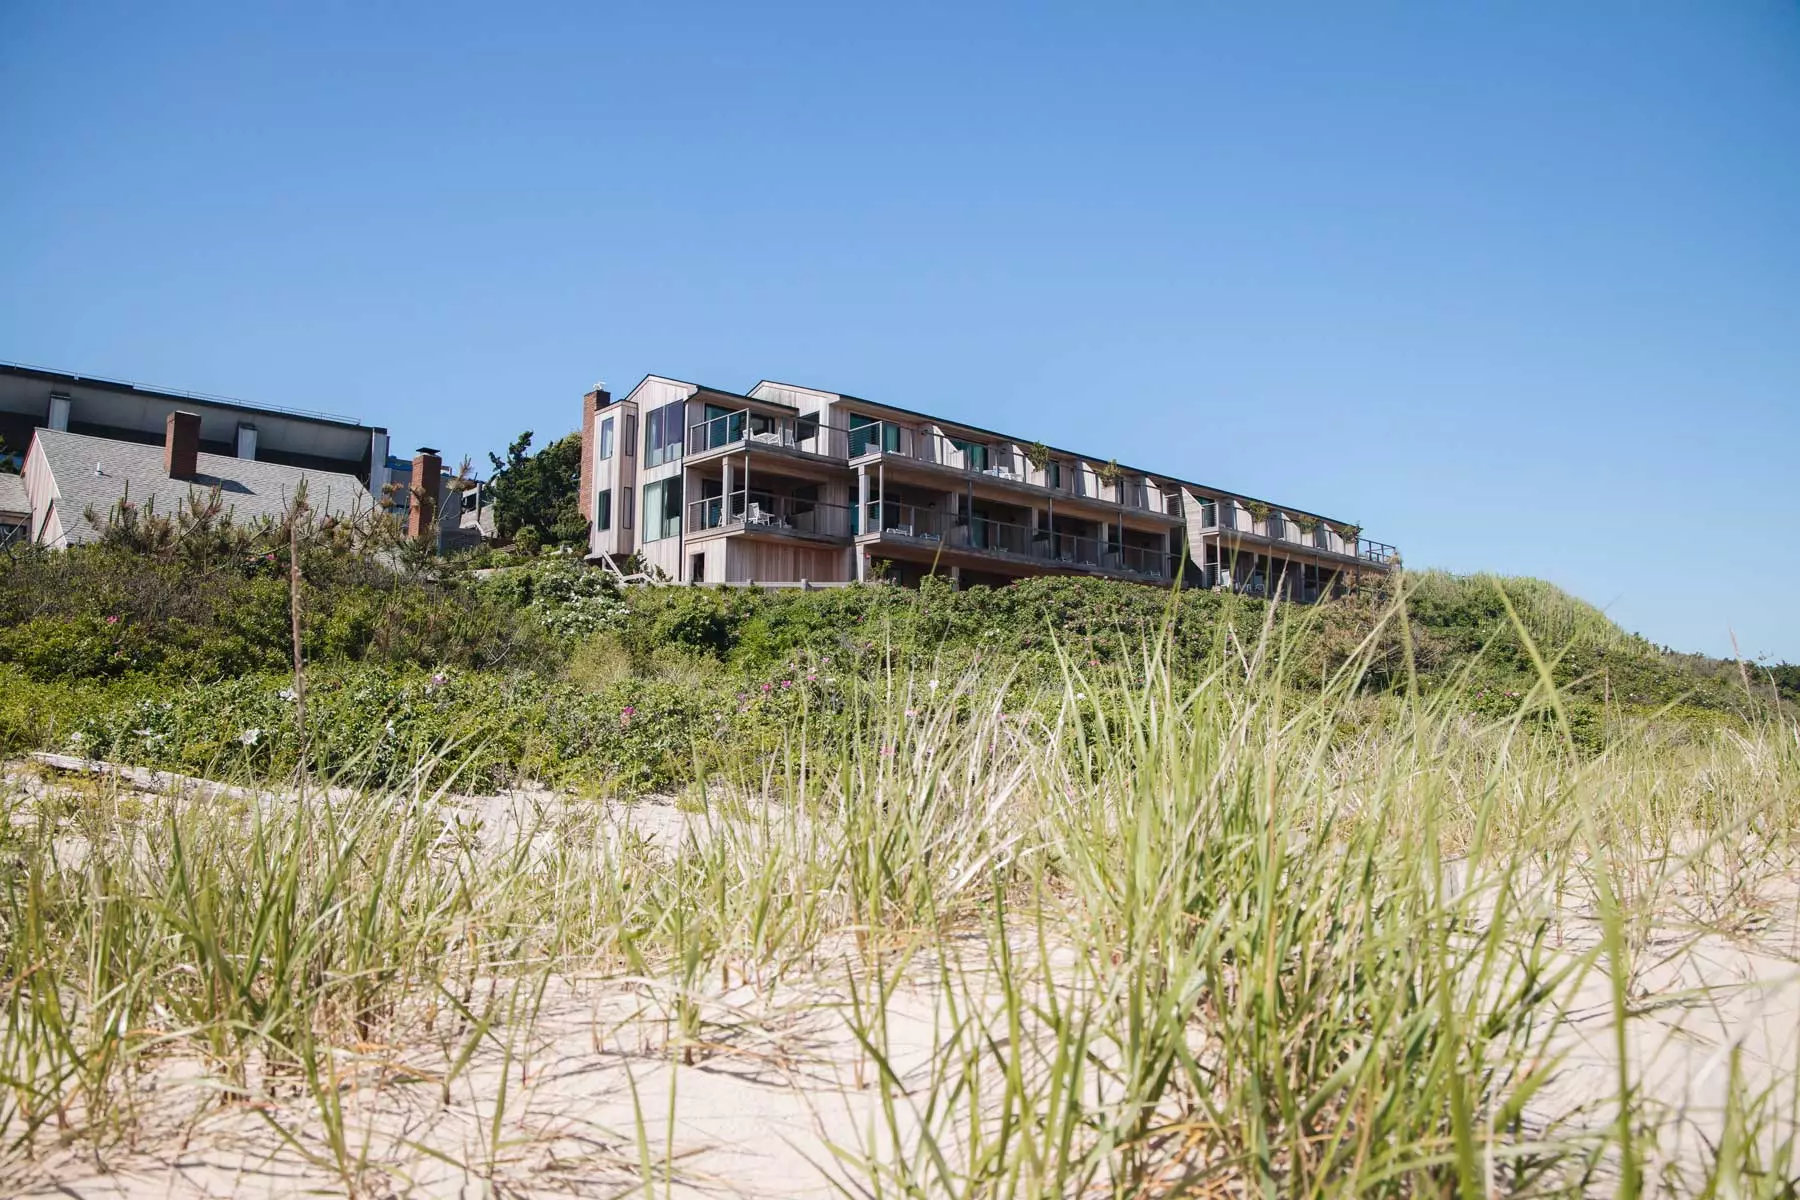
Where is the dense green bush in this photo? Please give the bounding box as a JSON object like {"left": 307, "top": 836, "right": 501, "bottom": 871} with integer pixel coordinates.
{"left": 0, "top": 542, "right": 558, "bottom": 681}
{"left": 4, "top": 517, "right": 1788, "bottom": 788}
{"left": 57, "top": 660, "right": 876, "bottom": 796}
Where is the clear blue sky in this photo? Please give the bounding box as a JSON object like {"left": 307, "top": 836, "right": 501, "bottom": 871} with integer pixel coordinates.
{"left": 3, "top": 3, "right": 1796, "bottom": 660}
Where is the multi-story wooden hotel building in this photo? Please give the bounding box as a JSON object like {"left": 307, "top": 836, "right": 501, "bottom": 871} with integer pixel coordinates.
{"left": 579, "top": 374, "right": 1395, "bottom": 598}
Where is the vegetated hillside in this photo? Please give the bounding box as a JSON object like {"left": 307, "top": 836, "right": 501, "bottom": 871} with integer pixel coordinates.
{"left": 1, "top": 527, "right": 1790, "bottom": 786}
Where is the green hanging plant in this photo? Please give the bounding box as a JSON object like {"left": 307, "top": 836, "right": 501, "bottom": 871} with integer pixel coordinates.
{"left": 1096, "top": 458, "right": 1123, "bottom": 486}
{"left": 1292, "top": 514, "right": 1320, "bottom": 534}
{"left": 1023, "top": 440, "right": 1051, "bottom": 470}
{"left": 1243, "top": 500, "right": 1273, "bottom": 523}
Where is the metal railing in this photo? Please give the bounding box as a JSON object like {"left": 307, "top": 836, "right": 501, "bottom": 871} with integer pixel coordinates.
{"left": 848, "top": 421, "right": 954, "bottom": 466}
{"left": 1115, "top": 480, "right": 1155, "bottom": 511}
{"left": 1195, "top": 500, "right": 1237, "bottom": 531}
{"left": 966, "top": 515, "right": 1038, "bottom": 558}
{"left": 864, "top": 501, "right": 948, "bottom": 541}
{"left": 1359, "top": 539, "right": 1398, "bottom": 566}
{"left": 885, "top": 514, "right": 1178, "bottom": 579}
{"left": 1193, "top": 501, "right": 1387, "bottom": 563}
{"left": 687, "top": 490, "right": 852, "bottom": 539}
{"left": 1115, "top": 543, "right": 1175, "bottom": 578}
{"left": 687, "top": 409, "right": 849, "bottom": 460}
{"left": 850, "top": 424, "right": 1169, "bottom": 517}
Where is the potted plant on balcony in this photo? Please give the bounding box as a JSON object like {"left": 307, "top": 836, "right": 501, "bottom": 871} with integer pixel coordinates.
{"left": 1096, "top": 458, "right": 1123, "bottom": 486}
{"left": 1243, "top": 499, "right": 1272, "bottom": 525}
{"left": 1292, "top": 514, "right": 1320, "bottom": 536}
{"left": 1331, "top": 521, "right": 1361, "bottom": 543}
{"left": 1023, "top": 440, "right": 1051, "bottom": 471}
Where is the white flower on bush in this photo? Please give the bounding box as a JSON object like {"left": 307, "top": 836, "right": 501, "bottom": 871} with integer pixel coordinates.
{"left": 928, "top": 679, "right": 939, "bottom": 691}
{"left": 68, "top": 731, "right": 85, "bottom": 745}
{"left": 240, "top": 728, "right": 261, "bottom": 747}
{"left": 278, "top": 687, "right": 297, "bottom": 702}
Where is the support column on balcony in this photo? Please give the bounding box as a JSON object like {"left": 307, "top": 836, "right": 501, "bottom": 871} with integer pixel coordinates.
{"left": 722, "top": 456, "right": 734, "bottom": 524}
{"left": 856, "top": 465, "right": 868, "bottom": 531}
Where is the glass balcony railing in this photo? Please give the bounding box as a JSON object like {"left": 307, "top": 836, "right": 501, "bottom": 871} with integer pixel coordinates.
{"left": 859, "top": 510, "right": 1175, "bottom": 579}
{"left": 863, "top": 501, "right": 948, "bottom": 541}
{"left": 1190, "top": 501, "right": 1389, "bottom": 564}
{"left": 849, "top": 425, "right": 1169, "bottom": 515}
{"left": 686, "top": 490, "right": 852, "bottom": 539}
{"left": 687, "top": 410, "right": 849, "bottom": 460}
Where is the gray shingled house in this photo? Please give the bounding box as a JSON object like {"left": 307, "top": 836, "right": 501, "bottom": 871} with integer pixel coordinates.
{"left": 19, "top": 416, "right": 375, "bottom": 547}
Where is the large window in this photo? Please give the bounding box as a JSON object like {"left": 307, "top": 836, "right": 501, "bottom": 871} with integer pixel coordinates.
{"left": 594, "top": 487, "right": 612, "bottom": 532}
{"left": 642, "top": 478, "right": 683, "bottom": 542}
{"left": 645, "top": 401, "right": 686, "bottom": 467}
{"left": 598, "top": 416, "right": 614, "bottom": 461}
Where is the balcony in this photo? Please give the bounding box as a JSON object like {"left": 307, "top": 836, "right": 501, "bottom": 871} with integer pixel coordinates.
{"left": 1194, "top": 500, "right": 1235, "bottom": 531}
{"left": 861, "top": 506, "right": 1176, "bottom": 581}
{"left": 848, "top": 421, "right": 955, "bottom": 467}
{"left": 688, "top": 490, "right": 852, "bottom": 540}
{"left": 687, "top": 409, "right": 849, "bottom": 462}
{"left": 1358, "top": 539, "right": 1398, "bottom": 566}
{"left": 864, "top": 500, "right": 949, "bottom": 543}
{"left": 849, "top": 421, "right": 1177, "bottom": 520}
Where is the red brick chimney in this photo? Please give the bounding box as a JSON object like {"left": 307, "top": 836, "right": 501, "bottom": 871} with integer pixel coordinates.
{"left": 165, "top": 411, "right": 201, "bottom": 479}
{"left": 406, "top": 447, "right": 442, "bottom": 540}
{"left": 578, "top": 384, "right": 611, "bottom": 520}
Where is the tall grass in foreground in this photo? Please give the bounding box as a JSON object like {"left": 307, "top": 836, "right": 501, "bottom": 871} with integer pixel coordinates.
{"left": 1, "top": 583, "right": 1797, "bottom": 1196}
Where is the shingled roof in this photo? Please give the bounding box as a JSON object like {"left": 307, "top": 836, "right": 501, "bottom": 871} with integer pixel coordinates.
{"left": 32, "top": 428, "right": 374, "bottom": 545}
{"left": 0, "top": 472, "right": 26, "bottom": 518}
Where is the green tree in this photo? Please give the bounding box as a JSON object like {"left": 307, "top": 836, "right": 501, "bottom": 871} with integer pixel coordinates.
{"left": 486, "top": 431, "right": 586, "bottom": 547}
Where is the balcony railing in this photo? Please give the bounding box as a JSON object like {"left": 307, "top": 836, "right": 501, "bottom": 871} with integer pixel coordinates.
{"left": 1193, "top": 501, "right": 1386, "bottom": 562}
{"left": 864, "top": 501, "right": 948, "bottom": 542}
{"left": 1115, "top": 543, "right": 1174, "bottom": 578}
{"left": 1359, "top": 539, "right": 1398, "bottom": 566}
{"left": 687, "top": 490, "right": 852, "bottom": 539}
{"left": 687, "top": 410, "right": 849, "bottom": 460}
{"left": 861, "top": 511, "right": 1175, "bottom": 579}
{"left": 1195, "top": 500, "right": 1236, "bottom": 531}
{"left": 850, "top": 424, "right": 1168, "bottom": 515}
{"left": 848, "top": 421, "right": 955, "bottom": 466}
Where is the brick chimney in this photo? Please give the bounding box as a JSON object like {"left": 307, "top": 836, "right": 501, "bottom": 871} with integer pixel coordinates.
{"left": 406, "top": 447, "right": 442, "bottom": 541}
{"left": 578, "top": 384, "right": 611, "bottom": 520}
{"left": 165, "top": 411, "right": 201, "bottom": 479}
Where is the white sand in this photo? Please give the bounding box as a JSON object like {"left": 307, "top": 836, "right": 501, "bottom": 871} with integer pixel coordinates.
{"left": 7, "top": 767, "right": 1797, "bottom": 1197}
